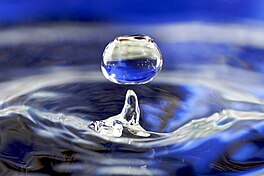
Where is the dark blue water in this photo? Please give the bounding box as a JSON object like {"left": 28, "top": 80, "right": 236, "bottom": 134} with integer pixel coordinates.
{"left": 102, "top": 59, "right": 160, "bottom": 84}
{"left": 0, "top": 24, "right": 264, "bottom": 175}
{"left": 0, "top": 65, "right": 264, "bottom": 175}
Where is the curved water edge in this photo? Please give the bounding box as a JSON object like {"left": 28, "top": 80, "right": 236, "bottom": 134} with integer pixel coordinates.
{"left": 0, "top": 65, "right": 264, "bottom": 175}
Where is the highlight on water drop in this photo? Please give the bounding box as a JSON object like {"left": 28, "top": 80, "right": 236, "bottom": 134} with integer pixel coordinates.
{"left": 101, "top": 34, "right": 163, "bottom": 84}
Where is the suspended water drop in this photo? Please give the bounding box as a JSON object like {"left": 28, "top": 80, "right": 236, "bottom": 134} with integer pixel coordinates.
{"left": 101, "top": 35, "right": 163, "bottom": 84}
{"left": 89, "top": 89, "right": 150, "bottom": 137}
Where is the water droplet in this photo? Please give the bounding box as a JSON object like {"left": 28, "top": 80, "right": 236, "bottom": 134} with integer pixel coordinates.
{"left": 101, "top": 35, "right": 162, "bottom": 84}
{"left": 89, "top": 89, "right": 150, "bottom": 137}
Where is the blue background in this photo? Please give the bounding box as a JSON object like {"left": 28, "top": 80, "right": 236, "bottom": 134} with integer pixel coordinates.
{"left": 0, "top": 1, "right": 264, "bottom": 74}
{"left": 0, "top": 0, "right": 264, "bottom": 24}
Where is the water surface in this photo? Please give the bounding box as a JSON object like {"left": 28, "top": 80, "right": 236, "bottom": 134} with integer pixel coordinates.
{"left": 0, "top": 24, "right": 264, "bottom": 175}
{"left": 0, "top": 63, "right": 264, "bottom": 175}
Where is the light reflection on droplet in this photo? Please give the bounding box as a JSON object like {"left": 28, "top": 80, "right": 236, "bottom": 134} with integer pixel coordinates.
{"left": 101, "top": 35, "right": 162, "bottom": 84}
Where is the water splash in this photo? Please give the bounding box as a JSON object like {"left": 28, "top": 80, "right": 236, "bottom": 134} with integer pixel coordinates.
{"left": 0, "top": 66, "right": 264, "bottom": 175}
{"left": 89, "top": 89, "right": 150, "bottom": 137}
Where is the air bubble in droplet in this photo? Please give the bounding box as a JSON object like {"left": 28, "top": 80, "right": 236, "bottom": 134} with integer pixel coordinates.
{"left": 101, "top": 35, "right": 162, "bottom": 84}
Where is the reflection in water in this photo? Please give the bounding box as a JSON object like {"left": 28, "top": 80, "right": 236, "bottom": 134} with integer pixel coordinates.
{"left": 0, "top": 22, "right": 264, "bottom": 175}
{"left": 0, "top": 65, "right": 264, "bottom": 175}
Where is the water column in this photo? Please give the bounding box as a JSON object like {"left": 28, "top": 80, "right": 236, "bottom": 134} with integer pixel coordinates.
{"left": 90, "top": 35, "right": 163, "bottom": 137}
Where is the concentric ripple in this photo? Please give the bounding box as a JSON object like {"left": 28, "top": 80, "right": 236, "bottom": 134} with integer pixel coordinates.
{"left": 0, "top": 66, "right": 264, "bottom": 175}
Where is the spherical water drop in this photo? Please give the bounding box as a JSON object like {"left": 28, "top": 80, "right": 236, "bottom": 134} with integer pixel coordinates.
{"left": 101, "top": 35, "right": 163, "bottom": 84}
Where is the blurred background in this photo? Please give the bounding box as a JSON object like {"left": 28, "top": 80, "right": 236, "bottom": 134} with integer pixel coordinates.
{"left": 0, "top": 0, "right": 264, "bottom": 75}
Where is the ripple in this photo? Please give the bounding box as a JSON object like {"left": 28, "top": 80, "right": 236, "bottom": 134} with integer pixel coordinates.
{"left": 0, "top": 66, "right": 264, "bottom": 175}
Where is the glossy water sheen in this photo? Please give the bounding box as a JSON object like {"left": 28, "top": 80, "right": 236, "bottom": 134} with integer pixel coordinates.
{"left": 90, "top": 89, "right": 150, "bottom": 137}
{"left": 102, "top": 35, "right": 162, "bottom": 84}
{"left": 102, "top": 59, "right": 159, "bottom": 83}
{"left": 0, "top": 64, "right": 264, "bottom": 175}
